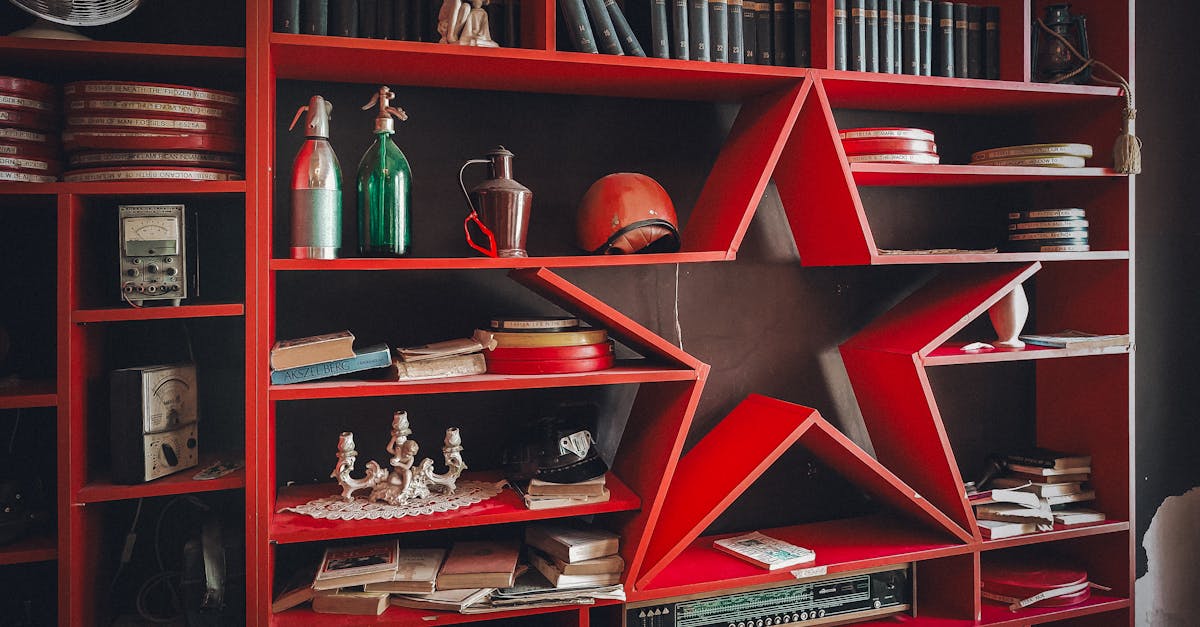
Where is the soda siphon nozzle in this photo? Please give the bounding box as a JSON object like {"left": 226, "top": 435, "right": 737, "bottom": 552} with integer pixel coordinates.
{"left": 361, "top": 86, "right": 408, "bottom": 134}
{"left": 289, "top": 95, "right": 333, "bottom": 138}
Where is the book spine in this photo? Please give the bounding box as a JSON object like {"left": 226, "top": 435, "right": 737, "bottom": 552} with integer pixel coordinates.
{"left": 276, "top": 0, "right": 301, "bottom": 33}
{"left": 984, "top": 5, "right": 999, "bottom": 79}
{"left": 900, "top": 0, "right": 918, "bottom": 74}
{"left": 833, "top": 0, "right": 847, "bottom": 70}
{"left": 359, "top": 0, "right": 378, "bottom": 38}
{"left": 271, "top": 347, "right": 392, "bottom": 384}
{"left": 411, "top": 0, "right": 429, "bottom": 41}
{"left": 792, "top": 1, "right": 810, "bottom": 67}
{"left": 729, "top": 0, "right": 744, "bottom": 63}
{"left": 394, "top": 0, "right": 410, "bottom": 40}
{"left": 863, "top": 0, "right": 878, "bottom": 72}
{"left": 933, "top": 1, "right": 953, "bottom": 76}
{"left": 892, "top": 0, "right": 901, "bottom": 72}
{"left": 742, "top": 0, "right": 757, "bottom": 63}
{"left": 377, "top": 0, "right": 394, "bottom": 38}
{"left": 671, "top": 0, "right": 690, "bottom": 58}
{"left": 953, "top": 2, "right": 967, "bottom": 77}
{"left": 689, "top": 0, "right": 711, "bottom": 60}
{"left": 504, "top": 0, "right": 519, "bottom": 45}
{"left": 1003, "top": 454, "right": 1057, "bottom": 468}
{"left": 772, "top": 0, "right": 791, "bottom": 66}
{"left": 651, "top": 0, "right": 671, "bottom": 57}
{"left": 562, "top": 0, "right": 600, "bottom": 53}
{"left": 756, "top": 1, "right": 772, "bottom": 64}
{"left": 849, "top": 0, "right": 865, "bottom": 71}
{"left": 878, "top": 1, "right": 894, "bottom": 73}
{"left": 966, "top": 4, "right": 982, "bottom": 77}
{"left": 606, "top": 0, "right": 648, "bottom": 55}
{"left": 709, "top": 0, "right": 729, "bottom": 61}
{"left": 303, "top": 0, "right": 329, "bottom": 35}
{"left": 329, "top": 0, "right": 359, "bottom": 37}
{"left": 586, "top": 0, "right": 626, "bottom": 54}
{"left": 918, "top": 0, "right": 931, "bottom": 74}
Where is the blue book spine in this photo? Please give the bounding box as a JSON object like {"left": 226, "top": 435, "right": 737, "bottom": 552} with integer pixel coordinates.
{"left": 689, "top": 0, "right": 711, "bottom": 61}
{"left": 710, "top": 0, "right": 729, "bottom": 61}
{"left": 271, "top": 344, "right": 392, "bottom": 384}
{"left": 671, "top": 0, "right": 690, "bottom": 59}
{"left": 729, "top": 0, "right": 744, "bottom": 63}
{"left": 833, "top": 0, "right": 847, "bottom": 69}
{"left": 651, "top": 0, "right": 671, "bottom": 58}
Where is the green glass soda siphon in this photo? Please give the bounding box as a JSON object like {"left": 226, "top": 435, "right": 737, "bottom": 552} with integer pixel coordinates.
{"left": 357, "top": 86, "right": 412, "bottom": 257}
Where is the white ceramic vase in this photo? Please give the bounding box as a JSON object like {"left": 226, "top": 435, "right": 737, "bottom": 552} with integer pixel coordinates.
{"left": 988, "top": 284, "right": 1029, "bottom": 348}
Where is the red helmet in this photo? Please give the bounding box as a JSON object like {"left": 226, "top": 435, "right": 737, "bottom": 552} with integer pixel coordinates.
{"left": 576, "top": 173, "right": 681, "bottom": 254}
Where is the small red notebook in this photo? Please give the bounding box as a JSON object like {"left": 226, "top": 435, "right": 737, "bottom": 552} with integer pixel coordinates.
{"left": 981, "top": 553, "right": 1091, "bottom": 609}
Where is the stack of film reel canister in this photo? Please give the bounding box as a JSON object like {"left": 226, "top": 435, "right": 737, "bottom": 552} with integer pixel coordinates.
{"left": 0, "top": 76, "right": 61, "bottom": 183}
{"left": 480, "top": 316, "right": 615, "bottom": 375}
{"left": 62, "top": 80, "right": 243, "bottom": 183}
{"left": 971, "top": 143, "right": 1093, "bottom": 168}
{"left": 839, "top": 127, "right": 940, "bottom": 165}
{"left": 1006, "top": 208, "right": 1089, "bottom": 252}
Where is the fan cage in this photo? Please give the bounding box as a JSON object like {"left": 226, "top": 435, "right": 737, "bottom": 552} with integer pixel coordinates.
{"left": 9, "top": 0, "right": 140, "bottom": 26}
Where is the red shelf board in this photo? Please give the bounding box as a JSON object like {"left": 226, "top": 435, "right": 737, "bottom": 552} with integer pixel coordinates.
{"left": 270, "top": 471, "right": 639, "bottom": 544}
{"left": 0, "top": 379, "right": 57, "bottom": 409}
{"left": 0, "top": 36, "right": 243, "bottom": 59}
{"left": 272, "top": 597, "right": 614, "bottom": 626}
{"left": 72, "top": 302, "right": 245, "bottom": 323}
{"left": 640, "top": 515, "right": 968, "bottom": 596}
{"left": 816, "top": 70, "right": 1123, "bottom": 112}
{"left": 271, "top": 34, "right": 800, "bottom": 100}
{"left": 870, "top": 251, "right": 1130, "bottom": 265}
{"left": 979, "top": 520, "right": 1130, "bottom": 551}
{"left": 76, "top": 457, "right": 245, "bottom": 503}
{"left": 978, "top": 594, "right": 1130, "bottom": 626}
{"left": 269, "top": 363, "right": 697, "bottom": 400}
{"left": 0, "top": 533, "right": 57, "bottom": 566}
{"left": 272, "top": 251, "right": 727, "bottom": 271}
{"left": 0, "top": 181, "right": 246, "bottom": 196}
{"left": 924, "top": 342, "right": 1132, "bottom": 366}
{"left": 851, "top": 164, "right": 1124, "bottom": 187}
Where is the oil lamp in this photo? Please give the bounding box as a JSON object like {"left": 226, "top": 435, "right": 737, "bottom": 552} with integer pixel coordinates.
{"left": 1031, "top": 4, "right": 1091, "bottom": 84}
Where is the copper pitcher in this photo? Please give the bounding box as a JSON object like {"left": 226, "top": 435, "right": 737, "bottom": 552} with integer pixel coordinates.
{"left": 460, "top": 146, "right": 532, "bottom": 258}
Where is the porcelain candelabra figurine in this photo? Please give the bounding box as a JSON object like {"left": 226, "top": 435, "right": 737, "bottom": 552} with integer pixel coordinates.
{"left": 438, "top": 0, "right": 498, "bottom": 47}
{"left": 988, "top": 284, "right": 1030, "bottom": 348}
{"left": 331, "top": 410, "right": 467, "bottom": 505}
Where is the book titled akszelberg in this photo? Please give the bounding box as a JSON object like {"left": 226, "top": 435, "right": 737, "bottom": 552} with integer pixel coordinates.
{"left": 712, "top": 531, "right": 815, "bottom": 570}
{"left": 270, "top": 343, "right": 391, "bottom": 384}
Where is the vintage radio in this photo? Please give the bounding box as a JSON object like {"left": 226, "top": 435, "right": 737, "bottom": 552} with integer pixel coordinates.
{"left": 110, "top": 363, "right": 199, "bottom": 484}
{"left": 625, "top": 564, "right": 912, "bottom": 627}
{"left": 119, "top": 204, "right": 189, "bottom": 306}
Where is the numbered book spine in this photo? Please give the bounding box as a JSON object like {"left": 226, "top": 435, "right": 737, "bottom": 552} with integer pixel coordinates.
{"left": 742, "top": 0, "right": 757, "bottom": 63}
{"left": 934, "top": 1, "right": 954, "bottom": 76}
{"left": 833, "top": 0, "right": 848, "bottom": 69}
{"left": 729, "top": 0, "right": 745, "bottom": 63}
{"left": 376, "top": 0, "right": 393, "bottom": 38}
{"left": 606, "top": 0, "right": 647, "bottom": 55}
{"left": 689, "top": 0, "right": 711, "bottom": 60}
{"left": 303, "top": 0, "right": 329, "bottom": 35}
{"left": 966, "top": 4, "right": 982, "bottom": 77}
{"left": 651, "top": 0, "right": 671, "bottom": 57}
{"left": 984, "top": 5, "right": 999, "bottom": 78}
{"left": 863, "top": 0, "right": 878, "bottom": 71}
{"left": 792, "top": 0, "right": 810, "bottom": 67}
{"left": 585, "top": 0, "right": 626, "bottom": 54}
{"left": 562, "top": 0, "right": 600, "bottom": 52}
{"left": 710, "top": 0, "right": 729, "bottom": 61}
{"left": 672, "top": 0, "right": 690, "bottom": 58}
{"left": 953, "top": 2, "right": 968, "bottom": 77}
{"left": 771, "top": 0, "right": 790, "bottom": 66}
{"left": 276, "top": 0, "right": 300, "bottom": 33}
{"left": 918, "top": 0, "right": 932, "bottom": 74}
{"left": 892, "top": 0, "right": 902, "bottom": 72}
{"left": 850, "top": 0, "right": 866, "bottom": 71}
{"left": 878, "top": 1, "right": 895, "bottom": 73}
{"left": 757, "top": 1, "right": 773, "bottom": 64}
{"left": 901, "top": 0, "right": 918, "bottom": 74}
{"left": 329, "top": 0, "right": 358, "bottom": 36}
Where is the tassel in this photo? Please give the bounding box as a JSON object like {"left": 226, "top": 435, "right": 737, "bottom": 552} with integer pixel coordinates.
{"left": 1113, "top": 106, "right": 1142, "bottom": 175}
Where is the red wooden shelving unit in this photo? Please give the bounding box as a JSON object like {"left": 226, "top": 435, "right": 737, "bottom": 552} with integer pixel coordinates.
{"left": 2, "top": 0, "right": 1135, "bottom": 624}
{"left": 0, "top": 534, "right": 58, "bottom": 566}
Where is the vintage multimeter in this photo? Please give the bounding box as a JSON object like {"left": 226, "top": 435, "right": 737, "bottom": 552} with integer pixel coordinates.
{"left": 110, "top": 363, "right": 200, "bottom": 484}
{"left": 119, "top": 204, "right": 188, "bottom": 306}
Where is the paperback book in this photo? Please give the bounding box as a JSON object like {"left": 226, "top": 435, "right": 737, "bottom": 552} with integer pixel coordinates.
{"left": 525, "top": 523, "right": 620, "bottom": 563}
{"left": 712, "top": 531, "right": 816, "bottom": 570}
{"left": 313, "top": 538, "right": 400, "bottom": 591}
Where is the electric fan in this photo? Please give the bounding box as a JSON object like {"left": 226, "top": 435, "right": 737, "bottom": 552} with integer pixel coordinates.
{"left": 7, "top": 0, "right": 140, "bottom": 40}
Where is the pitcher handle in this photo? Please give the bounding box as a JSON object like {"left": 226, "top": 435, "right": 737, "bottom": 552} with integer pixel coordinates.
{"left": 460, "top": 158, "right": 498, "bottom": 258}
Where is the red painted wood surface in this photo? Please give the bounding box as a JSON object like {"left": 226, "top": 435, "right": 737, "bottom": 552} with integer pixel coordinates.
{"left": 977, "top": 594, "right": 1131, "bottom": 626}
{"left": 0, "top": 533, "right": 57, "bottom": 566}
{"left": 818, "top": 72, "right": 1121, "bottom": 113}
{"left": 923, "top": 342, "right": 1131, "bottom": 366}
{"left": 270, "top": 471, "right": 639, "bottom": 545}
{"left": 76, "top": 454, "right": 246, "bottom": 503}
{"left": 71, "top": 302, "right": 244, "bottom": 323}
{"left": 273, "top": 598, "right": 611, "bottom": 626}
{"left": 0, "top": 379, "right": 56, "bottom": 409}
{"left": 850, "top": 164, "right": 1124, "bottom": 187}
{"left": 271, "top": 251, "right": 726, "bottom": 270}
{"left": 0, "top": 181, "right": 246, "bottom": 196}
{"left": 979, "top": 521, "right": 1130, "bottom": 552}
{"left": 0, "top": 37, "right": 244, "bottom": 74}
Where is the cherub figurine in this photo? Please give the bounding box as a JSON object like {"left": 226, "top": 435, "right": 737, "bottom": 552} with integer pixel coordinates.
{"left": 437, "top": 0, "right": 471, "bottom": 43}
{"left": 457, "top": 0, "right": 499, "bottom": 47}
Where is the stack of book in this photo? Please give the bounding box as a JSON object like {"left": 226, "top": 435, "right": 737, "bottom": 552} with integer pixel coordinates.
{"left": 516, "top": 474, "right": 611, "bottom": 510}
{"left": 832, "top": 0, "right": 999, "bottom": 78}
{"left": 558, "top": 0, "right": 646, "bottom": 56}
{"left": 524, "top": 523, "right": 625, "bottom": 588}
{"left": 611, "top": 0, "right": 812, "bottom": 66}
{"left": 269, "top": 330, "right": 392, "bottom": 384}
{"left": 392, "top": 337, "right": 488, "bottom": 380}
{"left": 969, "top": 449, "right": 1104, "bottom": 539}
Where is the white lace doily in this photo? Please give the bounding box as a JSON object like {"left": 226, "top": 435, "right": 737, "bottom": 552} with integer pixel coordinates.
{"left": 280, "top": 480, "right": 505, "bottom": 520}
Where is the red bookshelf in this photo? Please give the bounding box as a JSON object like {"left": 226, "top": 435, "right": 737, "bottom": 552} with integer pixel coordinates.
{"left": 76, "top": 454, "right": 246, "bottom": 503}
{"left": 0, "top": 379, "right": 57, "bottom": 409}
{"left": 272, "top": 598, "right": 618, "bottom": 627}
{"left": 0, "top": 533, "right": 58, "bottom": 566}
{"left": 71, "top": 303, "right": 245, "bottom": 323}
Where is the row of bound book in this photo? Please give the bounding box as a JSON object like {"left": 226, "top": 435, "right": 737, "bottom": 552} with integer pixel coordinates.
{"left": 273, "top": 523, "right": 624, "bottom": 615}
{"left": 834, "top": 0, "right": 1000, "bottom": 78}
{"left": 277, "top": 0, "right": 520, "bottom": 47}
